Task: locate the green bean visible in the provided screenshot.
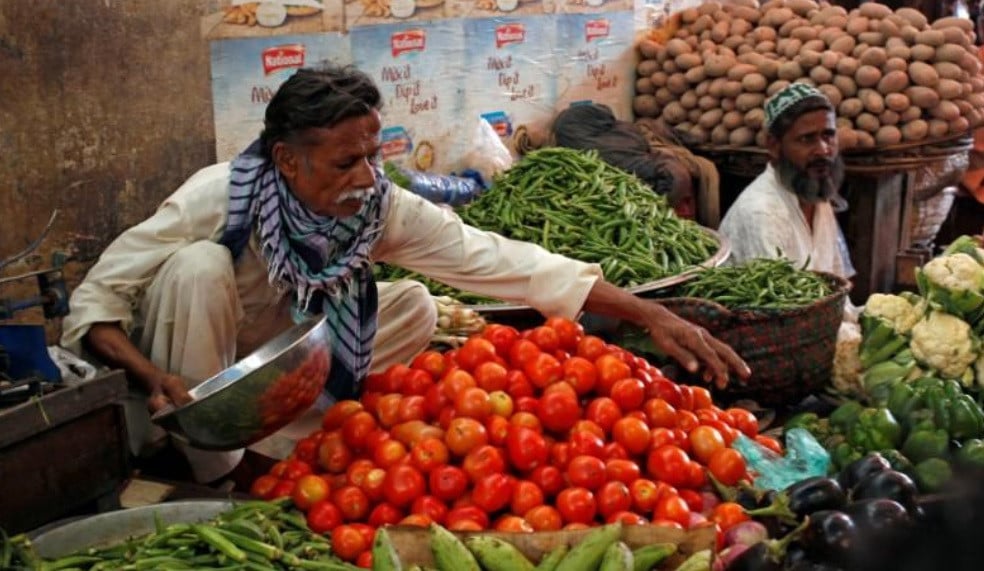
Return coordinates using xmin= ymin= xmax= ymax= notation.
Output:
xmin=677 ymin=258 xmax=832 ymax=309
xmin=192 ymin=525 xmax=247 ymax=563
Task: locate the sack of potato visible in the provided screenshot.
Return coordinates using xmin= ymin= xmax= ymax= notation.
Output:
xmin=633 ymin=0 xmax=984 ymax=151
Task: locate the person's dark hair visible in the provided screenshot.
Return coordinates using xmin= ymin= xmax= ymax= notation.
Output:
xmin=768 ymin=95 xmax=834 ymax=139
xmin=260 ymin=64 xmax=382 ymax=158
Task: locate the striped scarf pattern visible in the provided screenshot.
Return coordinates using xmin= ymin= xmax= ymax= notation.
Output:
xmin=220 ymin=140 xmax=389 ymax=396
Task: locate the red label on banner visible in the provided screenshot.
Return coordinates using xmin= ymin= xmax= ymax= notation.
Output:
xmin=391 ymin=30 xmax=426 ymax=57
xmin=262 ymin=44 xmax=306 ymax=75
xmin=495 ymin=23 xmax=526 ymax=48
xmin=585 ymin=19 xmax=610 ymax=43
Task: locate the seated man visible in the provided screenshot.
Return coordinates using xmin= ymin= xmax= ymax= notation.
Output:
xmin=719 ymin=83 xmax=855 ymax=279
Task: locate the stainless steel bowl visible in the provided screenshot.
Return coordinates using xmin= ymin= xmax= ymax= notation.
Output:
xmin=151 ymin=315 xmax=331 ymax=450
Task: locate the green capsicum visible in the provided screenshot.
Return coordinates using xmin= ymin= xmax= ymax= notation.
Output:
xmin=901 ymin=424 xmax=949 ymax=463
xmin=831 ymin=441 xmax=864 ymax=471
xmin=830 ymin=401 xmax=865 ymax=433
xmin=784 ymin=412 xmax=821 ymax=436
xmin=956 ymin=438 xmax=984 ymax=469
xmin=879 ymin=449 xmax=915 ymax=475
xmin=913 ymin=458 xmax=953 ymax=493
xmin=949 ymin=394 xmax=984 ymax=440
xmin=887 ymin=382 xmax=919 ymax=422
xmin=847 ymin=408 xmax=904 ymax=452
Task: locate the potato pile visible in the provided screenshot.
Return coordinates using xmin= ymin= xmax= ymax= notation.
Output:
xmin=634 ymin=0 xmax=984 ymax=150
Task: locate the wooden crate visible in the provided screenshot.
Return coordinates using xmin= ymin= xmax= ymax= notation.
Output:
xmin=0 ymin=370 xmax=130 ymax=534
xmin=387 ymin=523 xmax=716 ymax=568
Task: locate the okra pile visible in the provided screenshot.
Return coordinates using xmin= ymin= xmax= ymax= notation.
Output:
xmin=3 ymin=500 xmax=359 ymax=571
xmin=676 ymin=258 xmax=833 ymax=309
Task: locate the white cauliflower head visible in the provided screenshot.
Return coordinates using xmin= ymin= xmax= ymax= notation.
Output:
xmin=864 ymin=293 xmax=922 ymax=334
xmin=833 ymin=321 xmax=863 ymax=396
xmin=910 ymin=311 xmax=979 ymax=379
xmin=921 ymin=253 xmax=984 ymax=292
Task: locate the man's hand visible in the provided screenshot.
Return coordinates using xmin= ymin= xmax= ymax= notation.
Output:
xmin=147 ymin=373 xmax=193 ymax=413
xmin=643 ymin=303 xmax=750 ymax=389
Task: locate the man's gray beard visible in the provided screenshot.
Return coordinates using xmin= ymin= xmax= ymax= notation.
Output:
xmin=776 ymin=154 xmax=848 ymax=212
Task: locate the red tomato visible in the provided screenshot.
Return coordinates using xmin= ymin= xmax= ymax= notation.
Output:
xmin=485 ymin=414 xmax=511 ymax=446
xmin=707 ymin=448 xmax=747 ymax=486
xmin=292 ymin=437 xmax=320 ymax=465
xmin=332 ymin=485 xmax=370 ymax=522
xmin=412 ymin=350 xmax=447 ymax=379
xmin=410 ymin=437 xmax=450 ymax=474
xmin=250 ymin=475 xmax=279 ymax=500
xmin=576 ymin=335 xmax=608 ymax=361
xmin=537 ymin=391 xmax=580 ymax=434
xmin=372 ymin=439 xmax=408 ymax=469
xmin=509 ymin=339 xmax=542 ymax=369
xmin=472 ymin=473 xmax=515 ymax=513
xmin=306 ymin=500 xmax=342 ymax=534
xmin=570 ymin=420 xmax=606 ymax=439
xmin=612 ymin=417 xmax=652 ymax=456
xmin=473 ymin=361 xmax=509 ymax=393
xmin=596 ymin=481 xmax=633 ymax=519
xmin=675 ymin=410 xmax=700 ymax=432
xmin=568 ymin=430 xmax=605 ymax=459
xmin=442 ymin=369 xmax=477 ymax=400
xmin=655 ymin=494 xmax=691 ymax=527
xmin=645 ymin=378 xmax=683 ymax=409
xmin=562 ymin=356 xmax=597 ymax=395
xmin=376 ymin=394 xmax=404 ymax=428
xmin=454 ymin=387 xmax=493 ymax=421
xmin=525 ymin=505 xmax=563 ymax=531
xmin=679 ymin=489 xmax=704 ymax=513
xmin=463 ymin=444 xmax=506 ymax=483
xmin=449 ymin=519 xmax=484 ymax=532
xmin=643 ymin=398 xmax=678 ymax=429
xmin=603 ymin=442 xmax=630 ymax=461
xmin=677 ymin=385 xmax=695 ymax=412
xmin=606 ymin=459 xmax=642 ymax=484
xmin=330 ymin=525 xmax=368 ymax=562
xmin=651 ymin=519 xmax=685 ymax=531
xmin=482 ymin=324 xmax=520 ymax=356
xmin=710 ymin=502 xmax=750 ymax=531
xmin=360 ymin=468 xmax=386 ymax=502
xmin=525 ymin=353 xmax=563 ymax=389
xmin=368 ymin=502 xmax=404 ymax=528
xmin=423 ymin=384 xmax=450 ymax=421
xmin=494 ymin=515 xmax=534 ymax=533
xmin=444 ymin=417 xmax=488 ymax=457
xmin=506 ymin=370 xmax=535 ymax=399
xmin=446 ymin=505 xmax=491 ymax=530
xmin=545 ymin=316 xmax=584 ymax=351
xmin=506 ymin=426 xmax=548 ymax=472
xmin=648 ymin=427 xmax=678 ymax=452
xmin=556 ymin=487 xmax=597 ymax=525
xmin=529 ymin=465 xmax=565 ymax=498
xmin=363 ymin=430 xmax=391 ymax=455
xmin=702 ymin=419 xmax=740 ymax=447
xmin=515 ymin=396 xmax=539 ymax=414
xmin=356 ymin=551 xmax=373 ymax=569
xmin=584 ymin=397 xmax=622 ymax=435
xmin=429 ymin=465 xmax=468 ymax=502
xmin=607 ymin=511 xmax=648 ymax=526
xmin=383 ymin=464 xmax=426 ymax=507
xmin=402 ymin=369 xmax=435 ymax=396
xmin=647 ymin=445 xmax=692 ymax=488
xmin=510 ymin=480 xmax=545 ymax=517
xmin=567 ymin=455 xmax=607 ymax=490
xmin=685 ymin=461 xmax=707 ymax=489
xmin=542 ymin=381 xmax=578 ymax=399
xmin=321 ymin=401 xmax=364 ymax=432
xmin=383 ymin=364 xmax=412 ymax=394
xmin=689 ymin=425 xmax=726 ymax=464
xmin=527 ymin=326 xmax=561 ymax=352
xmin=397 ymin=395 xmax=427 ymax=423
xmin=690 ymin=386 xmax=714 ymax=410
xmin=595 ymin=354 xmax=632 ymax=395
xmin=318 ymin=433 xmax=353 ymax=474
xmin=754 ymin=435 xmax=783 ymax=454
xmin=292 ymin=474 xmax=330 ymax=511
xmin=400 ymin=514 xmax=433 ymax=527
xmin=412 ymin=495 xmax=449 ymax=525
xmin=363 ymin=373 xmax=387 ymax=393
xmin=609 ymin=378 xmax=646 ymax=412
xmin=629 ymin=479 xmax=660 ymax=514
xmin=510 ymin=412 xmax=542 ymax=432
xmin=457 ymin=337 xmax=498 ymax=371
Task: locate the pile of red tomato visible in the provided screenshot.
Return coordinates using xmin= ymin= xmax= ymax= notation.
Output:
xmin=250 ymin=317 xmax=781 ymax=566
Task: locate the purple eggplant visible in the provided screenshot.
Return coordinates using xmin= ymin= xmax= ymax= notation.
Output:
xmin=800 ymin=510 xmax=858 ymax=566
xmin=838 ymin=452 xmax=891 ymax=491
xmin=850 ymin=470 xmax=919 ymax=511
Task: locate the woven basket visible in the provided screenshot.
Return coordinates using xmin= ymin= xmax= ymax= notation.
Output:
xmin=909 ymin=186 xmax=958 ymax=248
xmin=658 ymin=273 xmax=851 ymax=407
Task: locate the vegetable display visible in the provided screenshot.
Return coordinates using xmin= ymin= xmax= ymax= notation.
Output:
xmin=675 ymin=258 xmax=833 ymax=309
xmin=635 ymin=0 xmax=984 ymax=150
xmin=375 ymin=147 xmax=718 ymax=304
xmin=249 ymin=317 xmax=777 ymax=566
xmin=3 ymin=500 xmax=360 ymax=570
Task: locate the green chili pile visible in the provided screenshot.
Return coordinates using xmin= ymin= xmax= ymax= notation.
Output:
xmin=375 ymin=147 xmax=718 ymax=304
xmin=676 ymin=258 xmax=834 ymax=309
xmin=3 ymin=500 xmax=359 ymax=571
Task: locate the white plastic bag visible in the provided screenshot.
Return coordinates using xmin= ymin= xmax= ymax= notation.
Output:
xmin=462 ymin=118 xmax=513 ymax=185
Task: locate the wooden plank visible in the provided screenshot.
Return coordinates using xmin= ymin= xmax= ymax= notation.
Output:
xmin=843 ymin=172 xmax=905 ymax=302
xmin=0 ymin=370 xmax=127 ymax=448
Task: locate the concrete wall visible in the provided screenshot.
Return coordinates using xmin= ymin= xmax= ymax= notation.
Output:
xmin=0 ymin=1 xmax=218 ymax=336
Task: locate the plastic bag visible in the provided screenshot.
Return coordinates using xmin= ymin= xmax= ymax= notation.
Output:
xmin=462 ymin=118 xmax=513 ymax=184
xmin=732 ymin=428 xmax=831 ymax=491
xmin=383 ymin=161 xmax=485 ymax=206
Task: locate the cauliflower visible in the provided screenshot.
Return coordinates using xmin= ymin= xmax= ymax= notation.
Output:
xmin=833 ymin=321 xmax=864 ymax=396
xmin=921 ymin=253 xmax=984 ymax=291
xmin=910 ymin=311 xmax=980 ymax=382
xmin=864 ymin=293 xmax=923 ymax=334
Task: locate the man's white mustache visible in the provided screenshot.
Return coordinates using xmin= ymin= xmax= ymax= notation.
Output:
xmin=334 ymin=188 xmax=373 ymax=204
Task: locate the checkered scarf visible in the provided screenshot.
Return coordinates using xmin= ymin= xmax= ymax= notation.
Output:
xmin=219 ymin=140 xmax=390 ymax=396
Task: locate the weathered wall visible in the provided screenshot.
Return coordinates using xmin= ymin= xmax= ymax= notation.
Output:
xmin=0 ymin=0 xmax=218 ymax=336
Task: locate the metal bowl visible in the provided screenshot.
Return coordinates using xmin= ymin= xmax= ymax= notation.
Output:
xmin=151 ymin=315 xmax=331 ymax=450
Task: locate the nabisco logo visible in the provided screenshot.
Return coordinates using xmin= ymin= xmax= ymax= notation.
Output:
xmin=262 ymin=44 xmax=306 ymax=75
xmin=391 ymin=30 xmax=426 ymax=57
xmin=585 ymin=19 xmax=610 ymax=43
xmin=495 ymin=23 xmax=525 ymax=48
